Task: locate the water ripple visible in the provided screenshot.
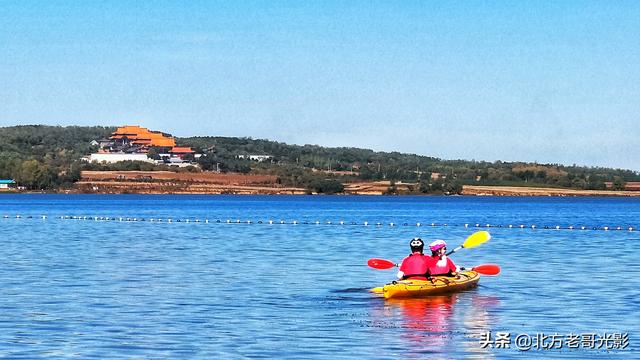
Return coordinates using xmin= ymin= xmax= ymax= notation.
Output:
xmin=0 ymin=195 xmax=638 ymax=358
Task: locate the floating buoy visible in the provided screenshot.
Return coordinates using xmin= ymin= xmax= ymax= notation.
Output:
xmin=1 ymin=213 xmax=637 ymax=234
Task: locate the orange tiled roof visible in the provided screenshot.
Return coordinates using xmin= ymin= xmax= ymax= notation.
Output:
xmin=109 ymin=126 xmax=176 ymax=147
xmin=170 ymin=147 xmax=195 ymax=153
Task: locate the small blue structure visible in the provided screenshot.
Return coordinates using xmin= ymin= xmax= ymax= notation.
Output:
xmin=0 ymin=179 xmax=16 ymax=189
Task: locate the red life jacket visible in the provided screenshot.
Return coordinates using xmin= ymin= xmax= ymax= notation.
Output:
xmin=399 ymin=252 xmax=429 ymax=280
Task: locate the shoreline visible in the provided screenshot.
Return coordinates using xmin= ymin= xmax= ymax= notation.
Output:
xmin=461 ymin=185 xmax=640 ymax=197
xmin=5 ymin=186 xmax=639 ymax=198
xmin=5 ymin=171 xmax=640 ymax=197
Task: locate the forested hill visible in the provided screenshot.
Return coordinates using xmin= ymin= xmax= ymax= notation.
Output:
xmin=0 ymin=125 xmax=114 ymax=189
xmin=179 ymin=136 xmax=639 ymax=193
xmin=0 ymin=125 xmax=639 ymax=192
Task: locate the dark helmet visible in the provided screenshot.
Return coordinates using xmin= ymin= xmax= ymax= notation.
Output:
xmin=409 ymin=237 xmax=424 ymax=252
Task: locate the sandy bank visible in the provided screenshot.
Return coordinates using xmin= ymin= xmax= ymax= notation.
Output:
xmin=462 ymin=185 xmax=640 ymax=197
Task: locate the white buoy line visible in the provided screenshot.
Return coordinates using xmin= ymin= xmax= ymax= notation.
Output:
xmin=0 ymin=214 xmax=636 ymax=232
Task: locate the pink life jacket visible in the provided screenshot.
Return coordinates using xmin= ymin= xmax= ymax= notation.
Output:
xmin=427 ymin=255 xmax=457 ymax=275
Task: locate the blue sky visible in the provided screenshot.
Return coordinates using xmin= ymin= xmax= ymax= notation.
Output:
xmin=1 ymin=1 xmax=639 ymax=170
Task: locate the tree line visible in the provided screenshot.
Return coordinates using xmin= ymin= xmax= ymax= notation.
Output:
xmin=0 ymin=125 xmax=637 ymax=193
xmin=182 ymin=136 xmax=637 ymax=194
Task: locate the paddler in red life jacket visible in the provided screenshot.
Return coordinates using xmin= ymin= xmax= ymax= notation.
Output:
xmin=427 ymin=240 xmax=459 ymax=277
xmin=397 ymin=238 xmax=430 ymax=280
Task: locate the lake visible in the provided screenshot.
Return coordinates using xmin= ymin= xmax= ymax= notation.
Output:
xmin=0 ymin=195 xmax=638 ymax=358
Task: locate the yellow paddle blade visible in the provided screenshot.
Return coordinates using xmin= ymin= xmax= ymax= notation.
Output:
xmin=370 ymin=287 xmax=383 ymax=294
xmin=462 ymin=231 xmax=491 ymax=249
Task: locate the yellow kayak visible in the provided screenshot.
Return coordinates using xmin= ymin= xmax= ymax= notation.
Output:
xmin=372 ymin=271 xmax=480 ymax=299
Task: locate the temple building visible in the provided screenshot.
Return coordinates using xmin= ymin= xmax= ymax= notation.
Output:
xmin=85 ymin=125 xmax=200 ymax=166
xmin=108 ymin=125 xmax=176 ymax=151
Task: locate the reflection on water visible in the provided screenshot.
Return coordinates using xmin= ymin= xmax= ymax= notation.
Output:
xmin=389 ymin=295 xmax=457 ymax=351
xmin=370 ymin=291 xmax=500 ymax=359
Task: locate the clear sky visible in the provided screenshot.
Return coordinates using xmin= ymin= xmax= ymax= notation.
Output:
xmin=1 ymin=1 xmax=639 ymax=170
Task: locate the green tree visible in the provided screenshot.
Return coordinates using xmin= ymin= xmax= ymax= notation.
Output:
xmin=308 ymin=179 xmax=344 ymax=194
xmin=585 ymin=174 xmax=605 ymax=190
xmin=612 ymin=177 xmax=626 ymax=191
xmin=442 ymin=179 xmax=463 ymax=195
xmin=384 ymin=180 xmax=397 ymax=195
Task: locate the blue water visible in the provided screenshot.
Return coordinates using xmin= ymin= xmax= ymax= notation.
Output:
xmin=0 ymin=195 xmax=638 ymax=358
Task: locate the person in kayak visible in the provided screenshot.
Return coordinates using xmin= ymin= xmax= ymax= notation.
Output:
xmin=427 ymin=239 xmax=459 ymax=277
xmin=397 ymin=238 xmax=430 ymax=280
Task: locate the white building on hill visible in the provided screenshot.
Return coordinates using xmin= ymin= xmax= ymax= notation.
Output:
xmin=83 ymin=153 xmax=154 ymax=163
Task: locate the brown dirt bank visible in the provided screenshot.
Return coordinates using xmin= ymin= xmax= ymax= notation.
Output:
xmin=76 ymin=171 xmax=640 ymax=196
xmin=78 ymin=171 xmax=412 ymax=195
xmin=462 ymin=185 xmax=640 ymax=197
xmin=77 ymin=171 xmax=306 ymax=194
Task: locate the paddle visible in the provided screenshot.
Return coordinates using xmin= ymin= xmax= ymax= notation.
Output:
xmin=367 ymin=258 xmax=396 ymax=270
xmin=461 ymin=264 xmax=501 ymax=276
xmin=367 ymin=260 xmax=500 ymax=276
xmin=367 ymin=231 xmax=492 ymax=269
xmin=369 ymin=263 xmax=501 ymax=293
xmin=446 ymin=230 xmax=491 ymax=256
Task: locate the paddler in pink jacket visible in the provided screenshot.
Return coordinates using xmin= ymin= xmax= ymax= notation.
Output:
xmin=396 ymin=238 xmax=430 ymax=280
xmin=427 ymin=240 xmax=459 ymax=276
